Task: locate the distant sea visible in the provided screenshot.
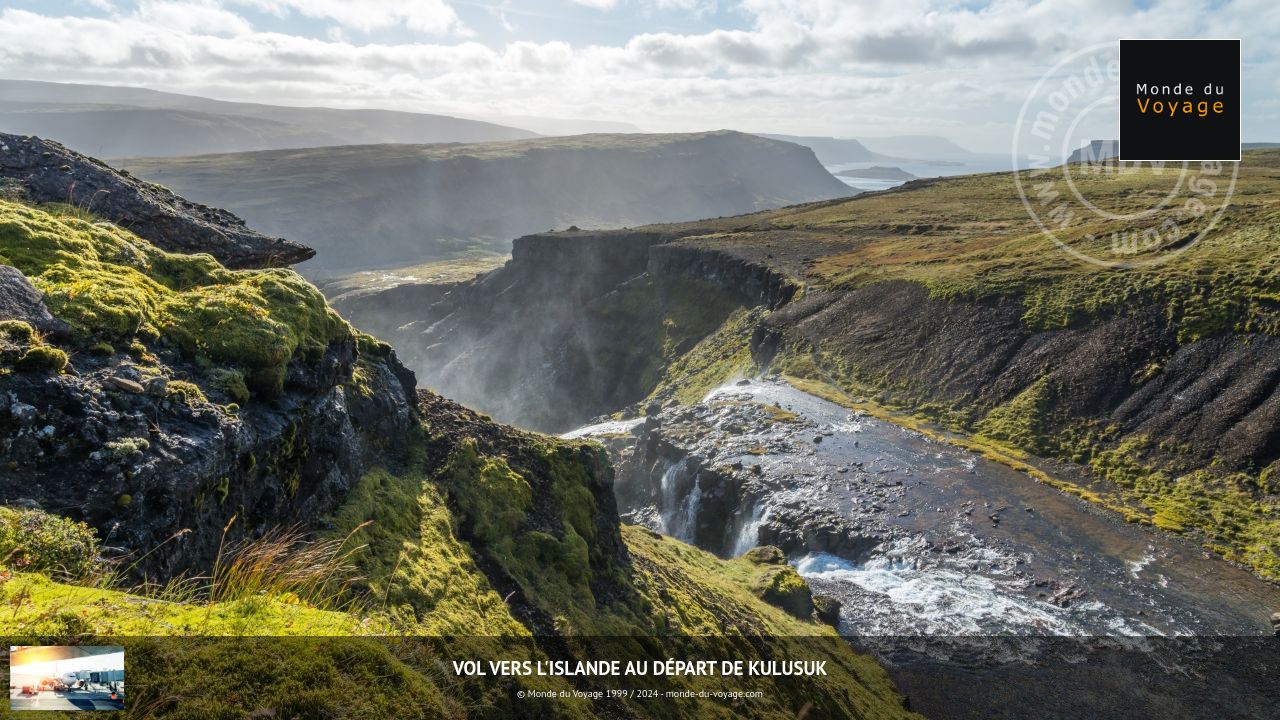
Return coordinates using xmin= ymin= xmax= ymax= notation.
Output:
xmin=828 ymin=155 xmax=1024 ymax=191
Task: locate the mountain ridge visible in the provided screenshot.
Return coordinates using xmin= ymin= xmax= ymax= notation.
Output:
xmin=119 ymin=130 xmax=856 ymax=274
xmin=0 ymin=78 xmax=539 ymax=157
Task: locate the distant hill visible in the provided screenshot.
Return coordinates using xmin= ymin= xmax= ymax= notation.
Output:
xmin=119 ymin=130 xmax=855 ymax=275
xmin=857 ymin=135 xmax=978 ymax=161
xmin=757 ymin=134 xmax=888 ymax=164
xmin=471 ymin=115 xmax=644 ymax=135
xmin=837 ymin=166 xmax=916 ymax=181
xmin=1068 ymin=140 xmax=1119 ymax=163
xmin=0 ymin=79 xmax=537 ymax=156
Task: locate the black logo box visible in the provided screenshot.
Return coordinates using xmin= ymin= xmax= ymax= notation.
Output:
xmin=1119 ymin=39 xmax=1240 ymax=161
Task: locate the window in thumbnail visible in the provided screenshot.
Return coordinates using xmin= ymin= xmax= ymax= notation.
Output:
xmin=9 ymin=646 xmax=124 ymax=712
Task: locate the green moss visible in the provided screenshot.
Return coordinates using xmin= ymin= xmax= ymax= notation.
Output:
xmin=975 ymin=377 xmax=1057 ymax=455
xmin=0 ymin=199 xmax=356 ymax=399
xmin=647 ymin=307 xmax=758 ymax=406
xmin=750 ymin=564 xmax=814 ymax=619
xmin=89 ymin=341 xmax=115 ymax=356
xmin=0 ymin=572 xmax=377 ymax=636
xmin=0 ymin=507 xmax=100 ymax=580
xmin=356 ymin=331 xmax=393 ymax=358
xmin=166 ymin=379 xmax=208 ymax=405
xmin=447 ymin=440 xmax=532 ymax=544
xmin=13 ymin=345 xmax=67 ymax=373
xmin=327 ymin=467 xmax=528 ymax=636
xmin=104 ymin=436 xmax=150 ymax=459
xmin=0 ymin=319 xmax=35 ymax=344
xmin=207 ymin=367 xmax=250 ymax=404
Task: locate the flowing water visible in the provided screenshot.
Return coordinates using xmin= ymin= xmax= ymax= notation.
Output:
xmin=575 ymin=378 xmax=1280 ymax=637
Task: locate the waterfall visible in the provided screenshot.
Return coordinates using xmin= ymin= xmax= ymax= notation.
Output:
xmin=676 ymin=478 xmax=702 ymax=543
xmin=732 ymin=504 xmax=768 ymax=557
xmin=658 ymin=458 xmax=689 ymax=536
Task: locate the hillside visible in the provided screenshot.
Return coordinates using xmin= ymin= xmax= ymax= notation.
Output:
xmin=0 ymin=79 xmax=537 ymax=156
xmin=119 ymin=131 xmax=855 ymax=275
xmin=375 ymin=151 xmax=1280 ymax=584
xmin=758 ymin=134 xmax=888 ymax=164
xmin=0 ymin=134 xmax=915 ymax=719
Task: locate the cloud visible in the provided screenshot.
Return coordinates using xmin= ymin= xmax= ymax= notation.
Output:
xmin=0 ymin=1 xmax=1274 ymax=151
xmin=137 ymin=0 xmax=253 ymax=36
xmin=229 ymin=0 xmax=467 ymax=35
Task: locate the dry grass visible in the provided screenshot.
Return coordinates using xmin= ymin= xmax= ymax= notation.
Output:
xmin=208 ymin=516 xmax=372 ymax=611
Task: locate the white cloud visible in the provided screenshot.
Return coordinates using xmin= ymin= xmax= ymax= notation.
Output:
xmin=229 ymin=0 xmax=467 ymax=35
xmin=137 ymin=1 xmax=253 ymax=36
xmin=569 ymin=0 xmax=620 ymax=10
xmin=0 ymin=1 xmax=1274 ymax=151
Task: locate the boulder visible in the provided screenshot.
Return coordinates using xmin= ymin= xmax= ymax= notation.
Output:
xmin=0 ymin=265 xmax=70 ymax=337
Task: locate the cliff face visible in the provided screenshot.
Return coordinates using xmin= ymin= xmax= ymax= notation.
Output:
xmin=378 ymin=221 xmax=802 ymax=432
xmin=119 ymin=131 xmax=855 ymax=274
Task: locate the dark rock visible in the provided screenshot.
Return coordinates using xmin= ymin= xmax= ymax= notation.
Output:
xmin=812 ymin=593 xmax=842 ymax=627
xmin=105 ymin=376 xmax=145 ymax=394
xmin=0 ymin=133 xmax=312 ymax=268
xmin=144 ymin=377 xmax=168 ymax=397
xmin=0 ymin=265 xmax=71 ymax=338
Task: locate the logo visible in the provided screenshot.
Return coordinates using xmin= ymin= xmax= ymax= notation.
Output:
xmin=1011 ymin=42 xmax=1238 ymax=269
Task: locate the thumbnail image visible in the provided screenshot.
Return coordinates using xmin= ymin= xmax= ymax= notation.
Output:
xmin=9 ymin=646 xmax=124 ymax=712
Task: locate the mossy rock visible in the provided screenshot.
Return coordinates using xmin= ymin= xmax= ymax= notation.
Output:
xmin=14 ymin=345 xmax=67 ymax=373
xmin=742 ymin=544 xmax=787 ymax=565
xmin=0 ymin=319 xmax=35 ymax=344
xmin=166 ymin=379 xmax=208 ymax=405
xmin=207 ymin=368 xmax=250 ymax=404
xmin=0 ymin=506 xmax=100 ymax=580
xmin=751 ymin=565 xmax=814 ymax=619
xmin=0 ymin=199 xmax=355 ymax=400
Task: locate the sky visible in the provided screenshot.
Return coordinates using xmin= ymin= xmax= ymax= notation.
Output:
xmin=10 ymin=649 xmax=125 ymax=680
xmin=0 ymin=0 xmax=1275 ymax=153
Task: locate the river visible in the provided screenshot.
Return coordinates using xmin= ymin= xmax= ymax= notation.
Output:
xmin=568 ymin=377 xmax=1280 ymax=718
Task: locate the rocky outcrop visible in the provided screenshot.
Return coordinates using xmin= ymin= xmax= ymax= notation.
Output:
xmin=1 ymin=321 xmax=418 ymax=579
xmin=648 ymin=243 xmax=798 ymax=309
xmin=0 ymin=265 xmax=69 ymax=338
xmin=0 ymin=133 xmax=313 ymax=268
xmin=0 ymin=150 xmax=409 ymax=576
xmin=380 ymin=227 xmax=774 ymax=431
